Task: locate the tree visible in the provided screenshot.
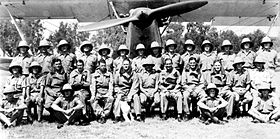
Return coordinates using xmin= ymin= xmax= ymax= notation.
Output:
xmin=48 ymin=22 xmax=90 ymax=53
xmin=0 ymin=20 xmax=44 ymax=56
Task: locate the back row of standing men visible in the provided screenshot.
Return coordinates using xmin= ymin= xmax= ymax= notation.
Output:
xmin=1 ymin=36 xmax=280 ymax=128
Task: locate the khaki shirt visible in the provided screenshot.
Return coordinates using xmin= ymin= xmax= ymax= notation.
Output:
xmin=256 ymin=49 xmax=278 ymax=69
xmin=250 ymin=69 xmax=272 ymax=89
xmin=162 ymin=52 xmax=182 ymax=71
xmin=91 ymin=69 xmax=113 ymax=96
xmin=203 ymin=72 xmax=230 ymax=87
xmin=132 ymin=56 xmax=146 ymax=73
xmin=199 ymin=52 xmax=216 ymax=72
xmin=217 ymin=52 xmax=236 ymax=71
xmin=159 ymin=68 xmax=181 ymax=91
xmin=57 ymin=53 xmax=76 ymax=74
xmin=237 ymin=50 xmax=256 ymax=68
xmin=79 ymin=53 xmax=97 ymax=73
xmin=23 ymin=74 xmax=45 ymax=93
xmin=35 ymin=53 xmax=55 ymax=74
xmin=229 ymin=69 xmax=251 ymax=88
xmin=69 ymin=69 xmax=91 ymax=91
xmin=181 ymin=52 xmax=200 ymax=70
xmin=53 ymin=96 xmax=82 ymax=110
xmin=4 ymin=75 xmax=26 ymax=93
xmin=45 ymin=71 xmax=68 ymax=96
xmin=252 ymin=93 xmax=279 ymax=114
xmin=12 ymin=53 xmax=34 ymax=75
xmin=181 ymin=69 xmax=204 ymax=89
xmin=0 ymin=97 xmax=26 ymax=117
xmin=114 ymin=70 xmax=139 ymax=98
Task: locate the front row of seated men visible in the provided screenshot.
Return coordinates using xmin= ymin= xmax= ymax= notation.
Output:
xmin=1 ymin=56 xmax=280 ymax=128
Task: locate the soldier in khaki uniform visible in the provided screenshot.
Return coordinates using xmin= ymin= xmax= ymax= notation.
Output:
xmin=113 ymin=45 xmax=130 ymax=73
xmin=79 ymin=41 xmax=98 ymax=74
xmin=181 ymin=39 xmax=200 ymax=70
xmin=162 ymin=39 xmax=182 ymax=72
xmin=160 ymin=58 xmax=183 ymax=122
xmin=90 ymin=59 xmax=114 ymax=124
xmin=44 ymin=58 xmax=68 ymax=115
xmin=69 ymin=60 xmax=91 ymax=114
xmin=199 ymin=40 xmax=217 ymax=73
xmin=56 ymin=40 xmax=76 ymax=75
xmin=132 ymin=43 xmax=146 ymax=73
xmin=51 ymin=84 xmax=84 ymax=129
xmin=237 ymin=38 xmax=256 ymax=69
xmin=139 ymin=57 xmax=160 ymax=116
xmin=147 ymin=41 xmax=163 ymax=73
xmin=12 ymin=40 xmax=34 ymax=76
xmin=113 ymin=58 xmax=140 ymax=122
xmin=181 ymin=57 xmax=206 ymax=120
xmin=0 ymin=86 xmax=27 ymax=128
xmin=98 ymin=44 xmax=114 ymax=72
xmin=198 ymin=83 xmax=228 ymax=125
xmin=35 ymin=40 xmax=55 ymax=75
xmin=23 ymin=61 xmax=45 ymax=122
xmin=217 ymin=40 xmax=236 ymax=74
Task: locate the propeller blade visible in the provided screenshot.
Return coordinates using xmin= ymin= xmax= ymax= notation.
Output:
xmin=78 ymin=16 xmax=138 ymax=32
xmin=150 ymin=1 xmax=208 ymax=19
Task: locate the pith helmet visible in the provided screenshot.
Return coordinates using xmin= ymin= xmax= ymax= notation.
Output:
xmin=29 ymin=61 xmax=42 ymax=73
xmin=142 ymin=57 xmax=155 ymax=67
xmin=233 ymin=57 xmax=245 ymax=67
xmin=221 ymin=40 xmax=233 ymax=50
xmin=240 ymin=38 xmax=253 ymax=49
xmin=80 ymin=41 xmax=93 ymax=52
xmin=184 ymin=39 xmax=195 ymax=51
xmin=61 ymin=84 xmax=73 ymax=92
xmin=3 ymin=86 xmax=17 ymax=94
xmin=57 ymin=40 xmax=70 ymax=51
xmin=205 ymin=83 xmax=219 ymax=96
xmin=17 ymin=40 xmax=29 ymax=51
xmin=117 ymin=44 xmax=129 ymax=55
xmin=261 ymin=36 xmax=273 ymax=47
xmin=165 ymin=39 xmax=177 ymax=50
xmin=150 ymin=41 xmax=161 ymax=49
xmin=9 ymin=62 xmax=22 ymax=74
xmin=136 ymin=43 xmax=145 ymax=51
xmin=201 ymin=40 xmax=214 ymax=51
xmin=98 ymin=44 xmax=111 ymax=55
xmin=253 ymin=56 xmax=266 ymax=65
xmin=39 ymin=40 xmax=52 ymax=49
xmin=258 ymin=84 xmax=272 ymax=93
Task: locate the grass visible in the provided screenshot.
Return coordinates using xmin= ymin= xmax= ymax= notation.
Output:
xmin=1 ymin=117 xmax=280 ymax=139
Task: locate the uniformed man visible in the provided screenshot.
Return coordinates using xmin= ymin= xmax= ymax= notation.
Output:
xmin=0 ymin=86 xmax=27 ymax=128
xmin=56 ymin=40 xmax=76 ymax=75
xmin=35 ymin=39 xmax=55 ymax=75
xmin=69 ymin=60 xmax=91 ymax=114
xmin=51 ymin=84 xmax=84 ymax=129
xmin=162 ymin=39 xmax=182 ymax=72
xmin=79 ymin=41 xmax=98 ymax=74
xmin=199 ymin=40 xmax=217 ymax=73
xmin=11 ymin=40 xmax=34 ymax=76
xmin=147 ymin=41 xmax=163 ymax=73
xmin=132 ymin=43 xmax=146 ymax=73
xmin=248 ymin=84 xmax=280 ymax=123
xmin=139 ymin=57 xmax=160 ymax=116
xmin=237 ymin=38 xmax=256 ymax=69
xmin=23 ymin=61 xmax=45 ymax=122
xmin=181 ymin=39 xmax=200 ymax=70
xmin=181 ymin=57 xmax=206 ymax=120
xmin=44 ymin=58 xmax=68 ymax=116
xmin=89 ymin=59 xmax=114 ymax=124
xmin=98 ymin=44 xmax=114 ymax=72
xmin=229 ymin=57 xmax=252 ymax=115
xmin=198 ymin=83 xmax=228 ymax=125
xmin=113 ymin=58 xmax=140 ymax=123
xmin=159 ymin=58 xmax=183 ymax=122
xmin=217 ymin=40 xmax=236 ymax=74
xmin=113 ymin=45 xmax=130 ymax=73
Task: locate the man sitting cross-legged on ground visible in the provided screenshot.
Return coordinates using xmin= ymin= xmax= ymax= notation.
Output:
xmin=51 ymin=84 xmax=84 ymax=129
xmin=0 ymin=86 xmax=27 ymax=128
xmin=248 ymin=84 xmax=280 ymax=123
xmin=198 ymin=83 xmax=228 ymax=125
xmin=90 ymin=59 xmax=114 ymax=124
